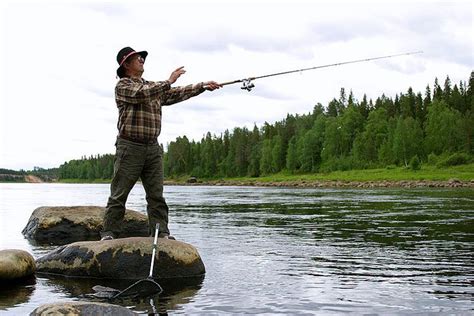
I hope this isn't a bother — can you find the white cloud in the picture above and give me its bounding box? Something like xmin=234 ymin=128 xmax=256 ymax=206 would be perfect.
xmin=0 ymin=0 xmax=472 ymax=170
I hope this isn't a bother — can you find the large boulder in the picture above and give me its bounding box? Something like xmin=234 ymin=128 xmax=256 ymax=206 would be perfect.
xmin=36 ymin=237 xmax=205 ymax=279
xmin=30 ymin=301 xmax=137 ymax=315
xmin=22 ymin=206 xmax=148 ymax=244
xmin=0 ymin=249 xmax=36 ymax=281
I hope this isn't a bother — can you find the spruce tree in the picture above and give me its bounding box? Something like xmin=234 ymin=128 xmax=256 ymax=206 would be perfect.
xmin=286 ymin=136 xmax=299 ymax=172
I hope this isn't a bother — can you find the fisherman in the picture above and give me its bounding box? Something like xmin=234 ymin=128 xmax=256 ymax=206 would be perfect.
xmin=101 ymin=47 xmax=221 ymax=240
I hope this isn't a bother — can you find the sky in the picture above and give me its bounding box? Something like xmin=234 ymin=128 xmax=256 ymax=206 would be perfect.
xmin=0 ymin=0 xmax=472 ymax=170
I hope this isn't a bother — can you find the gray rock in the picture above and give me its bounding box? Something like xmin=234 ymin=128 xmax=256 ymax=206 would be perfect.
xmin=36 ymin=237 xmax=205 ymax=279
xmin=22 ymin=206 xmax=148 ymax=244
xmin=186 ymin=176 xmax=197 ymax=183
xmin=30 ymin=301 xmax=137 ymax=315
xmin=0 ymin=249 xmax=35 ymax=281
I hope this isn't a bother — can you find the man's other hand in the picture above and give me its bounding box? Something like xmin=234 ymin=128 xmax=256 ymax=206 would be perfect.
xmin=168 ymin=66 xmax=186 ymax=84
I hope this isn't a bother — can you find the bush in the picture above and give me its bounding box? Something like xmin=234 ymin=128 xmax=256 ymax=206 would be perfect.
xmin=427 ymin=153 xmax=438 ymax=165
xmin=436 ymin=152 xmax=472 ymax=168
xmin=409 ymin=155 xmax=421 ymax=170
xmin=320 ymin=156 xmax=355 ymax=172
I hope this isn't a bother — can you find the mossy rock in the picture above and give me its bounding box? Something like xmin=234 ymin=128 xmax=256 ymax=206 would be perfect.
xmin=22 ymin=206 xmax=148 ymax=244
xmin=36 ymin=237 xmax=205 ymax=279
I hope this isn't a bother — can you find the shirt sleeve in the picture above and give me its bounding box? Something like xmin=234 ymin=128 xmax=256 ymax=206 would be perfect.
xmin=115 ymin=78 xmax=171 ymax=105
xmin=161 ymin=83 xmax=206 ymax=106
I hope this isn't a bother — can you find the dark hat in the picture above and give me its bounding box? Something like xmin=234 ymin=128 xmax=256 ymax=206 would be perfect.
xmin=116 ymin=47 xmax=148 ymax=78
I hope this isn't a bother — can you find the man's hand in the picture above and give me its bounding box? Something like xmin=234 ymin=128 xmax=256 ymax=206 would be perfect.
xmin=168 ymin=66 xmax=186 ymax=84
xmin=203 ymin=81 xmax=222 ymax=91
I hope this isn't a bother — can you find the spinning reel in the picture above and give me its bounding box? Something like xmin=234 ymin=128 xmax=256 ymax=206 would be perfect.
xmin=240 ymin=79 xmax=255 ymax=92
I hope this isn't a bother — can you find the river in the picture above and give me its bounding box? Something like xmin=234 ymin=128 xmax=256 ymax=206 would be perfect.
xmin=0 ymin=183 xmax=473 ymax=315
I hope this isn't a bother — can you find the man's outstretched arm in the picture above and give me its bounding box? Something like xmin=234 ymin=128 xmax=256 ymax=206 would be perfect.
xmin=162 ymin=66 xmax=221 ymax=105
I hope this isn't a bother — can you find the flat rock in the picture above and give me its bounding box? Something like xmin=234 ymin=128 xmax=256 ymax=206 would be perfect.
xmin=0 ymin=249 xmax=36 ymax=281
xmin=22 ymin=206 xmax=148 ymax=244
xmin=36 ymin=237 xmax=205 ymax=279
xmin=30 ymin=301 xmax=137 ymax=315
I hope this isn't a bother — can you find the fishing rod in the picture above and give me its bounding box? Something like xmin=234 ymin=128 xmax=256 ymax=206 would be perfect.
xmin=219 ymin=51 xmax=423 ymax=91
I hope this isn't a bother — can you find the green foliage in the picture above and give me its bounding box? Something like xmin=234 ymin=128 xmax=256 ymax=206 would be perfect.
xmin=161 ymin=73 xmax=472 ymax=179
xmin=409 ymin=155 xmax=421 ymax=171
xmin=436 ymin=152 xmax=472 ymax=168
xmin=320 ymin=156 xmax=355 ymax=172
xmin=424 ymin=100 xmax=463 ymax=155
xmin=259 ymin=139 xmax=273 ymax=175
xmin=353 ymin=108 xmax=389 ymax=166
xmin=393 ymin=116 xmax=424 ymax=166
xmin=427 ymin=152 xmax=441 ymax=165
xmin=286 ymin=136 xmax=298 ymax=173
xmin=271 ymin=135 xmax=285 ymax=172
xmin=0 ymin=168 xmax=27 ymax=175
xmin=58 ymin=154 xmax=114 ymax=180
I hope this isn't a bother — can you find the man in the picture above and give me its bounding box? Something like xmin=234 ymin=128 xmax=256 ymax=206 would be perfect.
xmin=101 ymin=47 xmax=221 ymax=240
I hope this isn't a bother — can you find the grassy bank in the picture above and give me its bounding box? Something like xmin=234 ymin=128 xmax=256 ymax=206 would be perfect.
xmin=48 ymin=163 xmax=474 ymax=185
xmin=228 ymin=164 xmax=474 ymax=183
xmin=166 ymin=163 xmax=474 ymax=184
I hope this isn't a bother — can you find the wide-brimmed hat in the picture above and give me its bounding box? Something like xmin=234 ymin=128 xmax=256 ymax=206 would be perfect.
xmin=116 ymin=47 xmax=148 ymax=78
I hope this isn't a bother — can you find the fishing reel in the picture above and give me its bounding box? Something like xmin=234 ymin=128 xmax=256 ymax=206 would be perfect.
xmin=240 ymin=79 xmax=255 ymax=92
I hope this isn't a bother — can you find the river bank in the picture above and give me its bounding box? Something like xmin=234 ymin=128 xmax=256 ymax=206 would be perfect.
xmin=164 ymin=178 xmax=474 ymax=188
xmin=7 ymin=164 xmax=474 ymax=188
xmin=166 ymin=164 xmax=474 ymax=188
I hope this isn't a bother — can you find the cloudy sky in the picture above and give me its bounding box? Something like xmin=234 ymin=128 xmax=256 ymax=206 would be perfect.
xmin=0 ymin=0 xmax=472 ymax=170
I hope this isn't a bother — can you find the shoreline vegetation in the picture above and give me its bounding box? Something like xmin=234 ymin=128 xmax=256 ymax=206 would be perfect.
xmin=3 ymin=164 xmax=472 ymax=188
xmin=164 ymin=164 xmax=474 ymax=188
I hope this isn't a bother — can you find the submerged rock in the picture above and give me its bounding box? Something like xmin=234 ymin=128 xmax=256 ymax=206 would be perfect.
xmin=0 ymin=249 xmax=35 ymax=281
xmin=22 ymin=206 xmax=148 ymax=244
xmin=30 ymin=301 xmax=137 ymax=315
xmin=36 ymin=237 xmax=205 ymax=279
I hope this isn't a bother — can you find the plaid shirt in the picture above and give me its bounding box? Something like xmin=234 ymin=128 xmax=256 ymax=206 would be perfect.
xmin=115 ymin=77 xmax=205 ymax=142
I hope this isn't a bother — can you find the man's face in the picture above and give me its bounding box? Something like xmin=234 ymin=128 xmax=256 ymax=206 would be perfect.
xmin=125 ymin=54 xmax=145 ymax=75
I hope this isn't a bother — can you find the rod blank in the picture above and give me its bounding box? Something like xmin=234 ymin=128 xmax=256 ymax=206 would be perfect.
xmin=219 ymin=51 xmax=423 ymax=88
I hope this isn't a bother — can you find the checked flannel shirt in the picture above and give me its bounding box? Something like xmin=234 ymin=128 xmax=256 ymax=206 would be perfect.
xmin=115 ymin=77 xmax=205 ymax=142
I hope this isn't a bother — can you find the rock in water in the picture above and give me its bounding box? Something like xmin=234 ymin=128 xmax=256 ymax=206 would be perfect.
xmin=36 ymin=237 xmax=205 ymax=279
xmin=22 ymin=206 xmax=148 ymax=244
xmin=30 ymin=301 xmax=137 ymax=315
xmin=0 ymin=249 xmax=36 ymax=281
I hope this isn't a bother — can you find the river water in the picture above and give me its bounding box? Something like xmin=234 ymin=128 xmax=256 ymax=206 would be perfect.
xmin=0 ymin=183 xmax=473 ymax=315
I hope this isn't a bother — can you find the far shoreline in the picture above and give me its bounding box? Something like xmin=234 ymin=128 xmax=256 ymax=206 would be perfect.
xmin=163 ymin=179 xmax=473 ymax=188
xmin=0 ymin=178 xmax=474 ymax=188
xmin=2 ymin=164 xmax=473 ymax=188
xmin=1 ymin=179 xmax=473 ymax=188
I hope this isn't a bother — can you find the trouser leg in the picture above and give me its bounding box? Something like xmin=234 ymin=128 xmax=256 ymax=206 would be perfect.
xmin=141 ymin=144 xmax=170 ymax=237
xmin=102 ymin=141 xmax=144 ymax=237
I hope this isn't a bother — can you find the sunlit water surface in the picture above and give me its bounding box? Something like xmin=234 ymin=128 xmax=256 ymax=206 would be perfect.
xmin=0 ymin=184 xmax=473 ymax=315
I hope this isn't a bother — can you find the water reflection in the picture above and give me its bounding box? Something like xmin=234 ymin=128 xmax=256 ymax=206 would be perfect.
xmin=0 ymin=278 xmax=36 ymax=310
xmin=39 ymin=274 xmax=204 ymax=314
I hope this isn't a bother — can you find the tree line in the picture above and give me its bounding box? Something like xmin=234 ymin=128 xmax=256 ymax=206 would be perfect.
xmin=49 ymin=72 xmax=472 ymax=180
xmin=164 ymin=73 xmax=473 ymax=178
xmin=0 ymin=167 xmax=59 ymax=182
xmin=58 ymin=155 xmax=114 ymax=180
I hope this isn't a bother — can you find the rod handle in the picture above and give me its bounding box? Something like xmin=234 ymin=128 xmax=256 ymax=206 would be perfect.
xmin=149 ymin=223 xmax=160 ymax=278
xmin=219 ymin=79 xmax=242 ymax=86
